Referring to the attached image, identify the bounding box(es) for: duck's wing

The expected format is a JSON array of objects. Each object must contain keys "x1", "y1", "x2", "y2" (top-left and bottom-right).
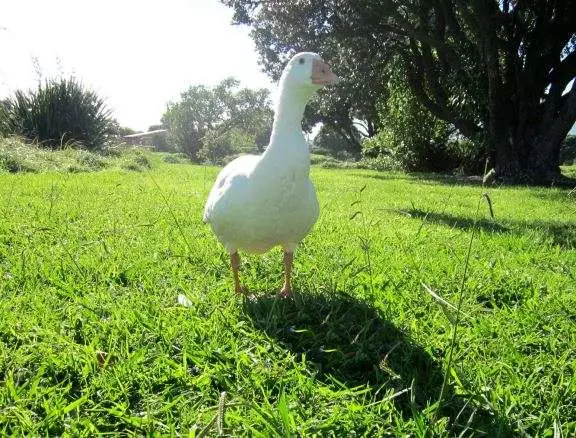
[{"x1": 203, "y1": 154, "x2": 260, "y2": 223}]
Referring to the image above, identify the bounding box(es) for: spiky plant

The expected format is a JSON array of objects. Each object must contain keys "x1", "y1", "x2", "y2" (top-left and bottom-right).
[
  {"x1": 3, "y1": 78, "x2": 114, "y2": 150},
  {"x1": 0, "y1": 99, "x2": 11, "y2": 137}
]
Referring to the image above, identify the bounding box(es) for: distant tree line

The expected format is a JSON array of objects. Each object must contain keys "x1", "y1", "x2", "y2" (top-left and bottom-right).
[{"x1": 160, "y1": 78, "x2": 273, "y2": 163}]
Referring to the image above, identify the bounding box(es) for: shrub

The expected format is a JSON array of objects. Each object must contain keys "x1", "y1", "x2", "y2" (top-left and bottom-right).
[
  {"x1": 445, "y1": 137, "x2": 486, "y2": 175},
  {"x1": 356, "y1": 155, "x2": 400, "y2": 172},
  {"x1": 361, "y1": 59, "x2": 489, "y2": 174},
  {"x1": 162, "y1": 153, "x2": 188, "y2": 164},
  {"x1": 0, "y1": 100, "x2": 11, "y2": 137},
  {"x1": 0, "y1": 151, "x2": 36, "y2": 173},
  {"x1": 74, "y1": 150, "x2": 107, "y2": 170},
  {"x1": 362, "y1": 132, "x2": 485, "y2": 175},
  {"x1": 0, "y1": 137, "x2": 154, "y2": 173},
  {"x1": 198, "y1": 128, "x2": 254, "y2": 165},
  {"x1": 0, "y1": 137, "x2": 40, "y2": 173},
  {"x1": 310, "y1": 154, "x2": 345, "y2": 168},
  {"x1": 121, "y1": 151, "x2": 152, "y2": 171},
  {"x1": 1, "y1": 78, "x2": 114, "y2": 150},
  {"x1": 374, "y1": 71, "x2": 453, "y2": 172},
  {"x1": 312, "y1": 125, "x2": 362, "y2": 159}
]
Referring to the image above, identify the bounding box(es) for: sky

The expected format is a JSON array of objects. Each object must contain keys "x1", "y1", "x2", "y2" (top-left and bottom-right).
[
  {"x1": 1, "y1": 1, "x2": 574, "y2": 135},
  {"x1": 0, "y1": 0, "x2": 274, "y2": 131}
]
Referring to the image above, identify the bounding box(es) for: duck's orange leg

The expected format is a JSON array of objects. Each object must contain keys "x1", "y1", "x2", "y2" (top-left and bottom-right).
[
  {"x1": 278, "y1": 251, "x2": 293, "y2": 298},
  {"x1": 230, "y1": 251, "x2": 246, "y2": 294}
]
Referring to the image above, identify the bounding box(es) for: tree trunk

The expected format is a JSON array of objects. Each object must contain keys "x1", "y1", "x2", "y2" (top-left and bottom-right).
[
  {"x1": 494, "y1": 137, "x2": 560, "y2": 184},
  {"x1": 492, "y1": 123, "x2": 573, "y2": 185},
  {"x1": 492, "y1": 86, "x2": 576, "y2": 185}
]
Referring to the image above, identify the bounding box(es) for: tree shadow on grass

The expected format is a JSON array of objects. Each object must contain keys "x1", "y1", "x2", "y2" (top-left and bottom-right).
[
  {"x1": 349, "y1": 171, "x2": 412, "y2": 182},
  {"x1": 359, "y1": 172, "x2": 486, "y2": 187},
  {"x1": 530, "y1": 189, "x2": 576, "y2": 202},
  {"x1": 360, "y1": 170, "x2": 576, "y2": 190},
  {"x1": 403, "y1": 208, "x2": 509, "y2": 233},
  {"x1": 413, "y1": 172, "x2": 576, "y2": 189},
  {"x1": 401, "y1": 208, "x2": 576, "y2": 249},
  {"x1": 243, "y1": 292, "x2": 511, "y2": 435}
]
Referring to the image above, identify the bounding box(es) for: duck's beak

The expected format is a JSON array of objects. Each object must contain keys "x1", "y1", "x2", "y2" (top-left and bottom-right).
[{"x1": 311, "y1": 59, "x2": 341, "y2": 85}]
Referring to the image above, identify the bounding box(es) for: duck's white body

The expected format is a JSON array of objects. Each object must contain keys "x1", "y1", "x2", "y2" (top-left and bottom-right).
[
  {"x1": 203, "y1": 143, "x2": 318, "y2": 253},
  {"x1": 202, "y1": 52, "x2": 339, "y2": 296},
  {"x1": 204, "y1": 59, "x2": 321, "y2": 254}
]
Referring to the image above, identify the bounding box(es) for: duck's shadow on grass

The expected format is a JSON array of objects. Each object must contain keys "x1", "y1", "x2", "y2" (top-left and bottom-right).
[{"x1": 243, "y1": 292, "x2": 510, "y2": 434}]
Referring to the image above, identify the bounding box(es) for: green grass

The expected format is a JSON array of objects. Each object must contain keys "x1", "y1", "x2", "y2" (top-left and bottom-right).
[
  {"x1": 0, "y1": 137, "x2": 152, "y2": 173},
  {"x1": 562, "y1": 164, "x2": 576, "y2": 179},
  {"x1": 0, "y1": 153, "x2": 575, "y2": 436}
]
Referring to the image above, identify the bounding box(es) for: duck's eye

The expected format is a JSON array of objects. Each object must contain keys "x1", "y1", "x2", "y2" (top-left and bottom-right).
[{"x1": 299, "y1": 58, "x2": 305, "y2": 64}]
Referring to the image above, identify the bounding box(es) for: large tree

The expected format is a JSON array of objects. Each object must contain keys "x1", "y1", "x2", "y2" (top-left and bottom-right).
[{"x1": 224, "y1": 0, "x2": 576, "y2": 184}]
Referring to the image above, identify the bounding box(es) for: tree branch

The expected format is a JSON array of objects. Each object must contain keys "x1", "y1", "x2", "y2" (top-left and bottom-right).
[
  {"x1": 405, "y1": 60, "x2": 481, "y2": 139},
  {"x1": 523, "y1": 2, "x2": 574, "y2": 96},
  {"x1": 379, "y1": 15, "x2": 464, "y2": 71},
  {"x1": 548, "y1": 49, "x2": 576, "y2": 94},
  {"x1": 438, "y1": 0, "x2": 475, "y2": 49},
  {"x1": 418, "y1": 41, "x2": 448, "y2": 105},
  {"x1": 540, "y1": 49, "x2": 576, "y2": 131},
  {"x1": 451, "y1": 0, "x2": 483, "y2": 40},
  {"x1": 539, "y1": 85, "x2": 576, "y2": 161}
]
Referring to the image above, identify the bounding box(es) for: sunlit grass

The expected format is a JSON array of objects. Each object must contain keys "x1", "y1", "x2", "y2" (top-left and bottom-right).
[
  {"x1": 0, "y1": 155, "x2": 575, "y2": 435},
  {"x1": 0, "y1": 137, "x2": 153, "y2": 173}
]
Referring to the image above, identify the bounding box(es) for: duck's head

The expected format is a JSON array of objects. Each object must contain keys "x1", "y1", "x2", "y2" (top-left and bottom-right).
[{"x1": 279, "y1": 52, "x2": 340, "y2": 92}]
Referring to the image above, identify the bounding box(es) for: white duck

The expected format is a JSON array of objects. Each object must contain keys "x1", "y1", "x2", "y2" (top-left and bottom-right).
[{"x1": 203, "y1": 52, "x2": 340, "y2": 297}]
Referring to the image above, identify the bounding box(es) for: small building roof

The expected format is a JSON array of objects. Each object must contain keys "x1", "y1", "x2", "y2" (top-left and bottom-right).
[{"x1": 123, "y1": 129, "x2": 167, "y2": 138}]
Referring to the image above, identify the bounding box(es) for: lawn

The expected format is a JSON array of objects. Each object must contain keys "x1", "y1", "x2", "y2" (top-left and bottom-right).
[{"x1": 1, "y1": 153, "x2": 575, "y2": 436}]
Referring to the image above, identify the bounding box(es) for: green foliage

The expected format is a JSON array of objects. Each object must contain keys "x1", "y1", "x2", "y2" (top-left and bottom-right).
[
  {"x1": 310, "y1": 152, "x2": 351, "y2": 169},
  {"x1": 562, "y1": 163, "x2": 576, "y2": 179},
  {"x1": 1, "y1": 157, "x2": 575, "y2": 434},
  {"x1": 0, "y1": 99, "x2": 11, "y2": 137},
  {"x1": 162, "y1": 83, "x2": 222, "y2": 159},
  {"x1": 162, "y1": 153, "x2": 188, "y2": 164},
  {"x1": 108, "y1": 122, "x2": 136, "y2": 138},
  {"x1": 119, "y1": 151, "x2": 152, "y2": 172},
  {"x1": 446, "y1": 137, "x2": 486, "y2": 175},
  {"x1": 0, "y1": 137, "x2": 154, "y2": 173},
  {"x1": 312, "y1": 125, "x2": 361, "y2": 160},
  {"x1": 364, "y1": 67, "x2": 448, "y2": 172},
  {"x1": 356, "y1": 154, "x2": 400, "y2": 172},
  {"x1": 198, "y1": 128, "x2": 254, "y2": 165},
  {"x1": 226, "y1": 87, "x2": 273, "y2": 153},
  {"x1": 310, "y1": 152, "x2": 400, "y2": 171},
  {"x1": 162, "y1": 78, "x2": 273, "y2": 161},
  {"x1": 142, "y1": 126, "x2": 172, "y2": 152},
  {"x1": 0, "y1": 78, "x2": 115, "y2": 150},
  {"x1": 362, "y1": 65, "x2": 485, "y2": 174}
]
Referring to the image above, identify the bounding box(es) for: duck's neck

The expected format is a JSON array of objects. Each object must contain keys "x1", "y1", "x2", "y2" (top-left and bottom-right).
[{"x1": 267, "y1": 83, "x2": 313, "y2": 149}]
